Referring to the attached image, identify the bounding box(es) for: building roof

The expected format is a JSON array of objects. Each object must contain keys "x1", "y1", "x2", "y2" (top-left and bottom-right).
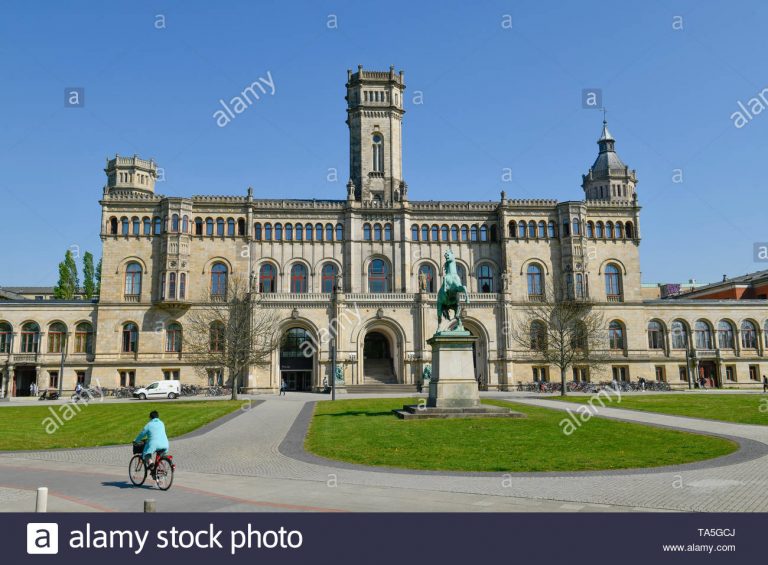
[{"x1": 671, "y1": 269, "x2": 768, "y2": 299}]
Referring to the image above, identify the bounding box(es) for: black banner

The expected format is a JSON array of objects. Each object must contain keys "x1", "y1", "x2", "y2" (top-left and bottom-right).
[{"x1": 9, "y1": 513, "x2": 760, "y2": 564}]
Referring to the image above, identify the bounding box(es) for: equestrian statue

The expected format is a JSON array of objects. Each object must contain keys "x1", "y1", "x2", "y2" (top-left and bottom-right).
[{"x1": 436, "y1": 249, "x2": 469, "y2": 332}]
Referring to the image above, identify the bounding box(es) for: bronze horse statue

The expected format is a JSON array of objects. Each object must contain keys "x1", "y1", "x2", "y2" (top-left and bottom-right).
[{"x1": 437, "y1": 249, "x2": 469, "y2": 331}]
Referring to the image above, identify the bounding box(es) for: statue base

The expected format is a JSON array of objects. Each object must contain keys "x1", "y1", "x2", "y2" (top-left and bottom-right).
[{"x1": 393, "y1": 332, "x2": 523, "y2": 420}]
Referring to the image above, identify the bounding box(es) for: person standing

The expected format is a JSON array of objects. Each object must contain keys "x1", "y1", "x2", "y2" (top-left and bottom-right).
[
  {"x1": 279, "y1": 378, "x2": 287, "y2": 396},
  {"x1": 30, "y1": 381, "x2": 37, "y2": 398}
]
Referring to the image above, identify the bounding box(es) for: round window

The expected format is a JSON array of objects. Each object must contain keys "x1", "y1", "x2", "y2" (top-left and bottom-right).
[{"x1": 372, "y1": 134, "x2": 382, "y2": 143}]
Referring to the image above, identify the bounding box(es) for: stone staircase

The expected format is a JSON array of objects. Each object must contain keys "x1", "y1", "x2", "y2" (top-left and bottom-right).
[{"x1": 345, "y1": 359, "x2": 419, "y2": 394}]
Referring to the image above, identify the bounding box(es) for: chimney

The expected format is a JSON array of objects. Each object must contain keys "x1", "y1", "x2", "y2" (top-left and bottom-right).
[{"x1": 722, "y1": 274, "x2": 727, "y2": 282}]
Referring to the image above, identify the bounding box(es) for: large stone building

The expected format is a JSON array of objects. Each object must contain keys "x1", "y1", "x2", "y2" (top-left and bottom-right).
[{"x1": 1, "y1": 66, "x2": 767, "y2": 397}]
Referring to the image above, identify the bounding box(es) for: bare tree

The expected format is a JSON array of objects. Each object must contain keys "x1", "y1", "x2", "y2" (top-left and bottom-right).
[
  {"x1": 183, "y1": 275, "x2": 282, "y2": 400},
  {"x1": 509, "y1": 282, "x2": 607, "y2": 396}
]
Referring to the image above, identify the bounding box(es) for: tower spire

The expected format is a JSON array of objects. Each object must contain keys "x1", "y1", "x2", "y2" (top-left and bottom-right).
[{"x1": 581, "y1": 116, "x2": 637, "y2": 201}]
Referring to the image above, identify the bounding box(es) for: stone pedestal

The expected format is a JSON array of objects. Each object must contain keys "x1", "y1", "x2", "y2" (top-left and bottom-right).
[
  {"x1": 394, "y1": 331, "x2": 523, "y2": 420},
  {"x1": 427, "y1": 332, "x2": 479, "y2": 408}
]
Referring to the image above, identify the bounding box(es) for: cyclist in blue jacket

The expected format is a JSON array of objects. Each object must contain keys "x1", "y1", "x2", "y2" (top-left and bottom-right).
[{"x1": 134, "y1": 411, "x2": 170, "y2": 471}]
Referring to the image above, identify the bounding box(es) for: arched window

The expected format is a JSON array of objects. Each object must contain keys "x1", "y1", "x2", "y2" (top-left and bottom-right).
[
  {"x1": 530, "y1": 321, "x2": 547, "y2": 351},
  {"x1": 695, "y1": 320, "x2": 713, "y2": 350},
  {"x1": 461, "y1": 225, "x2": 469, "y2": 241},
  {"x1": 295, "y1": 223, "x2": 303, "y2": 241},
  {"x1": 325, "y1": 223, "x2": 333, "y2": 241},
  {"x1": 20, "y1": 322, "x2": 40, "y2": 353},
  {"x1": 305, "y1": 223, "x2": 313, "y2": 241},
  {"x1": 132, "y1": 217, "x2": 140, "y2": 235},
  {"x1": 470, "y1": 225, "x2": 478, "y2": 241},
  {"x1": 368, "y1": 259, "x2": 390, "y2": 293},
  {"x1": 315, "y1": 223, "x2": 323, "y2": 241},
  {"x1": 671, "y1": 320, "x2": 688, "y2": 349},
  {"x1": 422, "y1": 225, "x2": 429, "y2": 241},
  {"x1": 209, "y1": 322, "x2": 225, "y2": 353},
  {"x1": 372, "y1": 133, "x2": 384, "y2": 172},
  {"x1": 237, "y1": 218, "x2": 245, "y2": 236},
  {"x1": 168, "y1": 272, "x2": 177, "y2": 299},
  {"x1": 290, "y1": 264, "x2": 308, "y2": 293},
  {"x1": 586, "y1": 221, "x2": 594, "y2": 238},
  {"x1": 605, "y1": 221, "x2": 614, "y2": 239},
  {"x1": 647, "y1": 321, "x2": 664, "y2": 349},
  {"x1": 122, "y1": 322, "x2": 138, "y2": 353},
  {"x1": 374, "y1": 223, "x2": 382, "y2": 241},
  {"x1": 109, "y1": 217, "x2": 118, "y2": 235},
  {"x1": 125, "y1": 262, "x2": 142, "y2": 296},
  {"x1": 363, "y1": 223, "x2": 372, "y2": 241},
  {"x1": 336, "y1": 223, "x2": 343, "y2": 241},
  {"x1": 285, "y1": 223, "x2": 293, "y2": 241},
  {"x1": 608, "y1": 321, "x2": 625, "y2": 350},
  {"x1": 572, "y1": 218, "x2": 580, "y2": 235},
  {"x1": 74, "y1": 322, "x2": 94, "y2": 354},
  {"x1": 432, "y1": 225, "x2": 440, "y2": 241},
  {"x1": 264, "y1": 223, "x2": 272, "y2": 240},
  {"x1": 527, "y1": 221, "x2": 536, "y2": 239},
  {"x1": 538, "y1": 221, "x2": 546, "y2": 238},
  {"x1": 210, "y1": 263, "x2": 228, "y2": 298},
  {"x1": 182, "y1": 216, "x2": 189, "y2": 233},
  {"x1": 451, "y1": 225, "x2": 459, "y2": 241},
  {"x1": 227, "y1": 218, "x2": 235, "y2": 236},
  {"x1": 456, "y1": 263, "x2": 467, "y2": 286},
  {"x1": 171, "y1": 214, "x2": 179, "y2": 232},
  {"x1": 741, "y1": 320, "x2": 758, "y2": 349},
  {"x1": 153, "y1": 216, "x2": 162, "y2": 235},
  {"x1": 206, "y1": 218, "x2": 214, "y2": 236},
  {"x1": 615, "y1": 222, "x2": 624, "y2": 239},
  {"x1": 490, "y1": 224, "x2": 498, "y2": 241},
  {"x1": 0, "y1": 322, "x2": 11, "y2": 353},
  {"x1": 418, "y1": 264, "x2": 435, "y2": 292},
  {"x1": 259, "y1": 263, "x2": 276, "y2": 293},
  {"x1": 47, "y1": 322, "x2": 66, "y2": 353},
  {"x1": 195, "y1": 218, "x2": 203, "y2": 236},
  {"x1": 717, "y1": 320, "x2": 735, "y2": 349},
  {"x1": 275, "y1": 223, "x2": 283, "y2": 241},
  {"x1": 527, "y1": 264, "x2": 543, "y2": 299},
  {"x1": 254, "y1": 222, "x2": 262, "y2": 240},
  {"x1": 121, "y1": 217, "x2": 129, "y2": 235},
  {"x1": 477, "y1": 264, "x2": 494, "y2": 293},
  {"x1": 562, "y1": 220, "x2": 570, "y2": 237},
  {"x1": 548, "y1": 221, "x2": 556, "y2": 238},
  {"x1": 625, "y1": 221, "x2": 634, "y2": 239},
  {"x1": 508, "y1": 221, "x2": 517, "y2": 238},
  {"x1": 480, "y1": 225, "x2": 488, "y2": 241},
  {"x1": 179, "y1": 273, "x2": 186, "y2": 299},
  {"x1": 411, "y1": 225, "x2": 419, "y2": 241},
  {"x1": 321, "y1": 263, "x2": 337, "y2": 293},
  {"x1": 216, "y1": 218, "x2": 225, "y2": 236},
  {"x1": 441, "y1": 225, "x2": 449, "y2": 241},
  {"x1": 166, "y1": 322, "x2": 182, "y2": 353},
  {"x1": 596, "y1": 221, "x2": 604, "y2": 238},
  {"x1": 604, "y1": 264, "x2": 622, "y2": 301}
]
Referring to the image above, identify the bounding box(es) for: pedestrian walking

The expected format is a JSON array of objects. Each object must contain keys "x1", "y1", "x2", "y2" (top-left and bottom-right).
[{"x1": 279, "y1": 378, "x2": 287, "y2": 396}]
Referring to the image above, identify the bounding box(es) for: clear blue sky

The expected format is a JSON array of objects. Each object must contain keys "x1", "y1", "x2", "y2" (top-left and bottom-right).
[{"x1": 1, "y1": 0, "x2": 767, "y2": 287}]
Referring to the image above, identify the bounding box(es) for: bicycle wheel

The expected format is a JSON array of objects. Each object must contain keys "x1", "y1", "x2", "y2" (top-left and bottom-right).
[
  {"x1": 129, "y1": 455, "x2": 147, "y2": 486},
  {"x1": 154, "y1": 457, "x2": 174, "y2": 491}
]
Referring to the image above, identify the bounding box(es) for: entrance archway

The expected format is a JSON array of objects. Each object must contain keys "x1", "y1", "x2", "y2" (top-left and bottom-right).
[
  {"x1": 279, "y1": 327, "x2": 315, "y2": 391},
  {"x1": 462, "y1": 320, "x2": 489, "y2": 388},
  {"x1": 699, "y1": 361, "x2": 719, "y2": 388},
  {"x1": 13, "y1": 366, "x2": 37, "y2": 397},
  {"x1": 363, "y1": 331, "x2": 396, "y2": 384}
]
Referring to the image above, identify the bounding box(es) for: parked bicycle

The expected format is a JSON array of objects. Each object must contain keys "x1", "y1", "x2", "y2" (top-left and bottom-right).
[{"x1": 128, "y1": 441, "x2": 175, "y2": 491}]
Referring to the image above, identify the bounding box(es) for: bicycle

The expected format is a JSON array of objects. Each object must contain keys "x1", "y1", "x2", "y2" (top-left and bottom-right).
[{"x1": 129, "y1": 441, "x2": 175, "y2": 491}]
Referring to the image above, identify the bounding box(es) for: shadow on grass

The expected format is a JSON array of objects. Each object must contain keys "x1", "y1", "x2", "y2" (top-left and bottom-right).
[{"x1": 317, "y1": 410, "x2": 395, "y2": 417}]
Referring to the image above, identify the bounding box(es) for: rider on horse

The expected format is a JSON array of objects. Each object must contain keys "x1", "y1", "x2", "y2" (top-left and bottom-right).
[{"x1": 436, "y1": 249, "x2": 469, "y2": 331}]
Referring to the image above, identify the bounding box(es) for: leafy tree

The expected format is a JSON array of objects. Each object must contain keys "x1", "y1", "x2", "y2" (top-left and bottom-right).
[
  {"x1": 95, "y1": 258, "x2": 102, "y2": 296},
  {"x1": 53, "y1": 250, "x2": 79, "y2": 299},
  {"x1": 82, "y1": 252, "x2": 96, "y2": 299}
]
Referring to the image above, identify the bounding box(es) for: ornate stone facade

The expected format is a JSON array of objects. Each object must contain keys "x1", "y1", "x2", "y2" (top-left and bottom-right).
[{"x1": 1, "y1": 67, "x2": 767, "y2": 396}]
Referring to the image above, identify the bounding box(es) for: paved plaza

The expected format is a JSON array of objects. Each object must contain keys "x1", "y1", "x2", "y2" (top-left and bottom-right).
[{"x1": 0, "y1": 392, "x2": 767, "y2": 512}]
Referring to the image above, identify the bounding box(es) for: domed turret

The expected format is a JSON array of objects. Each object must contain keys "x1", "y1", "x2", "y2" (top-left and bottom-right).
[{"x1": 581, "y1": 119, "x2": 637, "y2": 202}]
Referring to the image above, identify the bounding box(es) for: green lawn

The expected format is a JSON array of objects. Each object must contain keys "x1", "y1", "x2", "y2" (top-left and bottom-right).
[
  {"x1": 0, "y1": 400, "x2": 242, "y2": 451},
  {"x1": 304, "y1": 398, "x2": 737, "y2": 472},
  {"x1": 555, "y1": 393, "x2": 768, "y2": 426}
]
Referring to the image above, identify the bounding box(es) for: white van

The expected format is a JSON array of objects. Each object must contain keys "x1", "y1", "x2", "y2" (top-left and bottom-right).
[{"x1": 133, "y1": 380, "x2": 181, "y2": 400}]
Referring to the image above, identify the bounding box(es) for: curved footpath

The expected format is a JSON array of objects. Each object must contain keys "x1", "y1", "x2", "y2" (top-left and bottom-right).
[{"x1": 0, "y1": 393, "x2": 766, "y2": 512}]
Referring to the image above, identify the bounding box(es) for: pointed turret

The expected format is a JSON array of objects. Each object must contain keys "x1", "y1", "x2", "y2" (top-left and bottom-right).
[{"x1": 582, "y1": 119, "x2": 637, "y2": 202}]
